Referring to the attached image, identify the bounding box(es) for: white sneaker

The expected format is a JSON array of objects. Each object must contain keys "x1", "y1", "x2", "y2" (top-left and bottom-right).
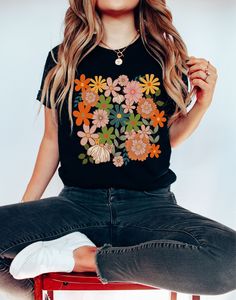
[{"x1": 9, "y1": 231, "x2": 96, "y2": 280}]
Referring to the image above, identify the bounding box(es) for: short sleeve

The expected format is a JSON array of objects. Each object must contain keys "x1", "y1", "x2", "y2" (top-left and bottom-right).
[{"x1": 36, "y1": 45, "x2": 59, "y2": 109}]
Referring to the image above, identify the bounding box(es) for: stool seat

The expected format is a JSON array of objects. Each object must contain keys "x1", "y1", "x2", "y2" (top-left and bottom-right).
[{"x1": 34, "y1": 271, "x2": 200, "y2": 300}]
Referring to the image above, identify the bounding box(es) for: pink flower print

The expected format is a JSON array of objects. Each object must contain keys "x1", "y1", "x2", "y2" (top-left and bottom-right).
[
  {"x1": 105, "y1": 143, "x2": 114, "y2": 153},
  {"x1": 121, "y1": 99, "x2": 136, "y2": 114},
  {"x1": 87, "y1": 144, "x2": 111, "y2": 163},
  {"x1": 77, "y1": 124, "x2": 99, "y2": 146},
  {"x1": 125, "y1": 132, "x2": 150, "y2": 161},
  {"x1": 113, "y1": 155, "x2": 124, "y2": 167},
  {"x1": 123, "y1": 80, "x2": 143, "y2": 103},
  {"x1": 124, "y1": 129, "x2": 136, "y2": 140},
  {"x1": 112, "y1": 93, "x2": 125, "y2": 104},
  {"x1": 92, "y1": 109, "x2": 109, "y2": 128},
  {"x1": 138, "y1": 124, "x2": 152, "y2": 139},
  {"x1": 82, "y1": 88, "x2": 99, "y2": 107},
  {"x1": 118, "y1": 75, "x2": 129, "y2": 86},
  {"x1": 104, "y1": 77, "x2": 121, "y2": 97},
  {"x1": 137, "y1": 97, "x2": 156, "y2": 119}
]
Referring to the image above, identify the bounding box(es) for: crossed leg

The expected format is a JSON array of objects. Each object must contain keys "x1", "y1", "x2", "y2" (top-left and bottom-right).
[{"x1": 94, "y1": 196, "x2": 236, "y2": 296}]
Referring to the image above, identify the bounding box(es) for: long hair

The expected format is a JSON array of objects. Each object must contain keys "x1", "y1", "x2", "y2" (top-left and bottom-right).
[{"x1": 37, "y1": 0, "x2": 195, "y2": 134}]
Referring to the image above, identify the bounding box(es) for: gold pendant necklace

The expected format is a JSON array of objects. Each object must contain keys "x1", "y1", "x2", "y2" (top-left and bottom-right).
[
  {"x1": 99, "y1": 30, "x2": 140, "y2": 66},
  {"x1": 115, "y1": 51, "x2": 124, "y2": 65}
]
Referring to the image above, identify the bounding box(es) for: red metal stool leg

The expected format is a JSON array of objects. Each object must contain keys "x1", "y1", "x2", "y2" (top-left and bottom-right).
[
  {"x1": 46, "y1": 290, "x2": 54, "y2": 300},
  {"x1": 34, "y1": 272, "x2": 201, "y2": 300},
  {"x1": 171, "y1": 291, "x2": 177, "y2": 300},
  {"x1": 171, "y1": 291, "x2": 200, "y2": 300},
  {"x1": 34, "y1": 275, "x2": 43, "y2": 300}
]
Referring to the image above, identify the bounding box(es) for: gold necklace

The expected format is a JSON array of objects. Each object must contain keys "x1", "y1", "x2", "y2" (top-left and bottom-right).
[{"x1": 99, "y1": 30, "x2": 140, "y2": 65}]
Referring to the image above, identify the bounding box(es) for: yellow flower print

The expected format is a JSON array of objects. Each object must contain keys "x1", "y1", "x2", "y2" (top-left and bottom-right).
[
  {"x1": 89, "y1": 75, "x2": 107, "y2": 93},
  {"x1": 73, "y1": 72, "x2": 169, "y2": 166},
  {"x1": 139, "y1": 73, "x2": 160, "y2": 95}
]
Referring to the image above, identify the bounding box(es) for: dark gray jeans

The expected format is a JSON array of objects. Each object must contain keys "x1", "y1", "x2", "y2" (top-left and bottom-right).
[{"x1": 0, "y1": 184, "x2": 236, "y2": 299}]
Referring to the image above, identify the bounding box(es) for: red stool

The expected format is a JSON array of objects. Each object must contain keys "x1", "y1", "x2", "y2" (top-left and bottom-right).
[{"x1": 34, "y1": 272, "x2": 201, "y2": 300}]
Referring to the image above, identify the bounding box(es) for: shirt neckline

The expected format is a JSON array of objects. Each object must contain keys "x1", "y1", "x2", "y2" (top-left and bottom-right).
[{"x1": 97, "y1": 35, "x2": 141, "y2": 52}]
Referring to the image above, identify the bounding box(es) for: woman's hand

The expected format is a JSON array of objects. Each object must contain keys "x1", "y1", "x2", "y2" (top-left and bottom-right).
[
  {"x1": 169, "y1": 56, "x2": 218, "y2": 147},
  {"x1": 186, "y1": 56, "x2": 218, "y2": 111}
]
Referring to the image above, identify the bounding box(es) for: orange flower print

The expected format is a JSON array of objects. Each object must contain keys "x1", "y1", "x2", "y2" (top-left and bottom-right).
[
  {"x1": 89, "y1": 75, "x2": 106, "y2": 93},
  {"x1": 73, "y1": 72, "x2": 169, "y2": 166},
  {"x1": 137, "y1": 97, "x2": 156, "y2": 119},
  {"x1": 82, "y1": 87, "x2": 99, "y2": 107},
  {"x1": 74, "y1": 74, "x2": 91, "y2": 93},
  {"x1": 72, "y1": 102, "x2": 93, "y2": 126},
  {"x1": 150, "y1": 109, "x2": 167, "y2": 127},
  {"x1": 149, "y1": 144, "x2": 161, "y2": 158},
  {"x1": 125, "y1": 132, "x2": 151, "y2": 161},
  {"x1": 123, "y1": 80, "x2": 143, "y2": 103},
  {"x1": 139, "y1": 73, "x2": 160, "y2": 95}
]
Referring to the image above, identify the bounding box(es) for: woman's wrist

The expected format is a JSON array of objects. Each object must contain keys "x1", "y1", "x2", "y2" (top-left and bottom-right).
[{"x1": 193, "y1": 99, "x2": 211, "y2": 114}]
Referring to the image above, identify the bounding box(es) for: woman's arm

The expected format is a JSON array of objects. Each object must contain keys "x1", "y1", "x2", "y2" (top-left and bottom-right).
[
  {"x1": 169, "y1": 56, "x2": 218, "y2": 148},
  {"x1": 21, "y1": 107, "x2": 59, "y2": 202},
  {"x1": 169, "y1": 102, "x2": 208, "y2": 148}
]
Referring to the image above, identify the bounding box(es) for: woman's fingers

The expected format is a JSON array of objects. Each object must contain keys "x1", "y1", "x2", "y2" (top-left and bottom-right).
[
  {"x1": 189, "y1": 70, "x2": 208, "y2": 81},
  {"x1": 185, "y1": 56, "x2": 218, "y2": 108},
  {"x1": 187, "y1": 56, "x2": 218, "y2": 80}
]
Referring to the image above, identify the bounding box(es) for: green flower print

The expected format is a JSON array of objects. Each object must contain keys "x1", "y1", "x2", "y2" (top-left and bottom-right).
[
  {"x1": 73, "y1": 73, "x2": 168, "y2": 167},
  {"x1": 126, "y1": 113, "x2": 143, "y2": 132},
  {"x1": 96, "y1": 95, "x2": 113, "y2": 112},
  {"x1": 98, "y1": 126, "x2": 116, "y2": 145}
]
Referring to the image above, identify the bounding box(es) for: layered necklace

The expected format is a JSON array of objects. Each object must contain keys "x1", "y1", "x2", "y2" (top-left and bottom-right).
[{"x1": 99, "y1": 30, "x2": 140, "y2": 65}]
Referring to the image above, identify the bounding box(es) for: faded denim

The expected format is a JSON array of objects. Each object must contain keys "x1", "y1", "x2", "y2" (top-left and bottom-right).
[{"x1": 0, "y1": 184, "x2": 236, "y2": 299}]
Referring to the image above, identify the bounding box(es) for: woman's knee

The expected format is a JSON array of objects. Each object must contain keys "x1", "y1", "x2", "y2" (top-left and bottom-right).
[{"x1": 202, "y1": 229, "x2": 236, "y2": 294}]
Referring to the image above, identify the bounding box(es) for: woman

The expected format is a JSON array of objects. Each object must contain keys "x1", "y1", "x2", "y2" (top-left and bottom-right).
[{"x1": 1, "y1": 0, "x2": 235, "y2": 299}]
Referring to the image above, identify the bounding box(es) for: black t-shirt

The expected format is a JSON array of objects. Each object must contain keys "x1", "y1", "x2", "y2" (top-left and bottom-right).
[{"x1": 36, "y1": 36, "x2": 188, "y2": 190}]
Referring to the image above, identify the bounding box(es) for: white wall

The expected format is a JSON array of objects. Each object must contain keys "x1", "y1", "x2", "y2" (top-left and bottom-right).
[{"x1": 0, "y1": 0, "x2": 235, "y2": 300}]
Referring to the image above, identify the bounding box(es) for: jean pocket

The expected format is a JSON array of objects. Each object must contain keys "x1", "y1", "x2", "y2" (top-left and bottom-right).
[
  {"x1": 143, "y1": 190, "x2": 171, "y2": 197},
  {"x1": 143, "y1": 189, "x2": 177, "y2": 204},
  {"x1": 143, "y1": 185, "x2": 171, "y2": 197}
]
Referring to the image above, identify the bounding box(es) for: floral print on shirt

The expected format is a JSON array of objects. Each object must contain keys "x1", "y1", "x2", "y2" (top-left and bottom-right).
[{"x1": 72, "y1": 73, "x2": 168, "y2": 167}]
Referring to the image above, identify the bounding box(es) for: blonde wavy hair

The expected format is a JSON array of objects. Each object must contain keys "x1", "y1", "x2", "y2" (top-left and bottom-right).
[{"x1": 37, "y1": 0, "x2": 195, "y2": 134}]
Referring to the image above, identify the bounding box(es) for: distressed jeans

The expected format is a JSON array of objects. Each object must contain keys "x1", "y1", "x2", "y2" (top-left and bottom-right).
[{"x1": 0, "y1": 184, "x2": 236, "y2": 300}]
